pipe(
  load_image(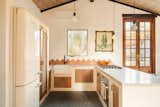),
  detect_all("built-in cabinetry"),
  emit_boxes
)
[112,85,119,107]
[54,77,71,88]
[96,70,120,107]
[51,65,95,91]
[75,69,93,83]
